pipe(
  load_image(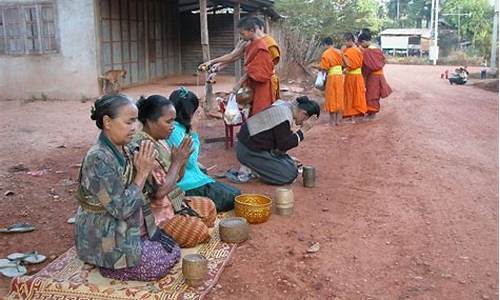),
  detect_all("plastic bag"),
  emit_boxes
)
[224,94,242,125]
[314,71,326,91]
